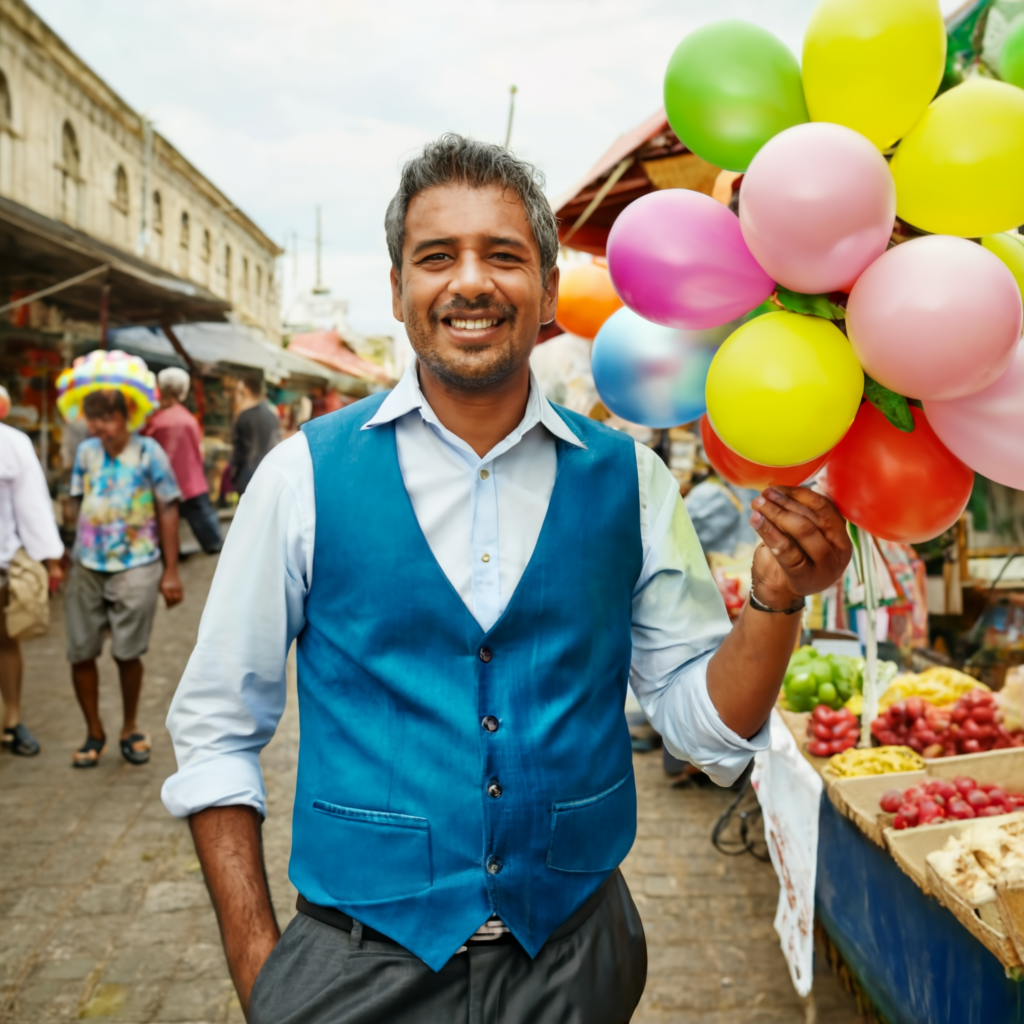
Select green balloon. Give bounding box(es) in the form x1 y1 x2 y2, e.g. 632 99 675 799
664 20 809 172
1000 17 1024 90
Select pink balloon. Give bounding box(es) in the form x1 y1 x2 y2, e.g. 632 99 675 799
923 343 1024 489
607 189 774 330
740 123 896 295
846 236 1023 401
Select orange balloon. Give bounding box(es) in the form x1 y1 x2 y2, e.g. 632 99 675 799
700 415 832 489
556 262 623 339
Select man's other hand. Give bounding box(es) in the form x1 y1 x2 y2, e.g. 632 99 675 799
748 486 853 611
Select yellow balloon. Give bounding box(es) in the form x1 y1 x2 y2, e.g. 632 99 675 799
802 0 946 151
982 233 1024 306
705 312 863 467
891 79 1024 237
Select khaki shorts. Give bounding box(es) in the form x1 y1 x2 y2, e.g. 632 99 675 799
64 560 163 664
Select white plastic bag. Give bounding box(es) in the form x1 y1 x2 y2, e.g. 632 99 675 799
751 710 823 997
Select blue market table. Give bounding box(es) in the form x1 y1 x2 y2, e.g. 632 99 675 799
816 795 1024 1024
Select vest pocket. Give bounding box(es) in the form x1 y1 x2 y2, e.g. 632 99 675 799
546 768 638 873
312 800 432 902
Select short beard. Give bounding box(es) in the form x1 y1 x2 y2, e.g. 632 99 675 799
405 296 525 392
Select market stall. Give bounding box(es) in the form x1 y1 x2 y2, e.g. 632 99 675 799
756 654 1024 1023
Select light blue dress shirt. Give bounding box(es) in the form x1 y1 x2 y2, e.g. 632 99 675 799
162 364 769 820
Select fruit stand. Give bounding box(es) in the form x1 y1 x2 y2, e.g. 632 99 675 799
764 658 1024 1023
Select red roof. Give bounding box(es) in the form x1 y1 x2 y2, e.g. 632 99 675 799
287 330 394 385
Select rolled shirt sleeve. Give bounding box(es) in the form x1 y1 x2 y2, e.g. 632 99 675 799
161 433 313 817
630 444 770 787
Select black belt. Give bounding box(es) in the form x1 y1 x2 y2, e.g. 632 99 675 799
296 869 619 951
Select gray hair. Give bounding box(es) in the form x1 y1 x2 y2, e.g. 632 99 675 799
158 367 191 402
385 134 559 281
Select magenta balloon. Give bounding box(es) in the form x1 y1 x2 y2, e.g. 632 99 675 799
923 343 1024 489
607 189 775 330
846 236 1023 401
739 123 895 294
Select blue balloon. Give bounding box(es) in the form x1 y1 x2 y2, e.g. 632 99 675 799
592 306 742 428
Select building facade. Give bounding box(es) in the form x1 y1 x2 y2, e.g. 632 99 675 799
0 0 281 336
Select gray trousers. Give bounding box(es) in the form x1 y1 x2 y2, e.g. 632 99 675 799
249 870 647 1024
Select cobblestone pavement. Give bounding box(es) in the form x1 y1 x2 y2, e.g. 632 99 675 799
0 552 861 1023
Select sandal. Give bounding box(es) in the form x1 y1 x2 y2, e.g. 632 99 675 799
2 723 40 757
120 733 151 766
72 734 106 768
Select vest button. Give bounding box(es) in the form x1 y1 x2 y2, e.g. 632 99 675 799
487 779 503 798
481 716 499 733
479 647 492 663
486 856 503 875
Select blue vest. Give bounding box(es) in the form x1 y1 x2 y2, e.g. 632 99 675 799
292 393 643 970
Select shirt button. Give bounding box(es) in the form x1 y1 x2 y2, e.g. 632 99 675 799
479 468 490 480
486 856 503 875
487 780 503 798
481 715 499 733
481 553 490 563
479 647 492 663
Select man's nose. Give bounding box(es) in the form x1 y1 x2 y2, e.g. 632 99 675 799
448 252 495 301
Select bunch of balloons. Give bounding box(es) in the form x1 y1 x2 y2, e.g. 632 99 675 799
593 0 1024 544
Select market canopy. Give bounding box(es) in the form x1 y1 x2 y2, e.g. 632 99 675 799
111 322 375 392
551 110 723 256
0 192 231 324
287 329 395 386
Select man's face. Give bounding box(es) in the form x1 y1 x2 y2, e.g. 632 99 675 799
391 183 559 391
86 411 128 448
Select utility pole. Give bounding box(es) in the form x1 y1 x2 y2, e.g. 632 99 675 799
314 206 324 292
137 117 154 256
292 230 299 292
504 85 518 148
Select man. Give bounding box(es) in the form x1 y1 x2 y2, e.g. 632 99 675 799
0 385 64 756
229 372 280 496
66 389 183 768
164 135 851 1023
143 367 222 554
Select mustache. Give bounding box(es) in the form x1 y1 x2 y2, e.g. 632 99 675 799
430 296 517 325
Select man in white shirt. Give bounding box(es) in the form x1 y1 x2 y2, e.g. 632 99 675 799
0 386 65 756
164 135 852 1022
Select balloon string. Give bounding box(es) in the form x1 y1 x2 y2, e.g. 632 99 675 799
857 525 880 748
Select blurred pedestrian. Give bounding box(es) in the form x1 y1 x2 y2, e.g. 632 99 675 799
230 372 279 496
142 368 222 554
65 388 183 768
0 385 64 756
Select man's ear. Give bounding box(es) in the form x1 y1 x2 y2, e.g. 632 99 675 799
540 265 560 325
390 266 404 322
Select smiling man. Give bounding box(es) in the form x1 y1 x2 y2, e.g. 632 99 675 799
163 135 852 1024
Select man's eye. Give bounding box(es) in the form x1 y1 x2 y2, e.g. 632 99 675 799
492 252 518 261
420 253 449 263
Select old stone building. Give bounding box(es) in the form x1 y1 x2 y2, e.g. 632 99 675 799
0 0 281 335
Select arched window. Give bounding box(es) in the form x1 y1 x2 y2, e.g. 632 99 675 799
60 121 80 223
202 228 210 262
0 70 12 124
113 165 129 212
62 121 79 175
224 244 232 298
242 256 249 294
255 265 262 298
152 191 163 233
180 211 190 250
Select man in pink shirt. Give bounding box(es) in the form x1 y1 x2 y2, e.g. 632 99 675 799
143 368 222 554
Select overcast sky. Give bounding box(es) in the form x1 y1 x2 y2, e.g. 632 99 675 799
30 0 964 337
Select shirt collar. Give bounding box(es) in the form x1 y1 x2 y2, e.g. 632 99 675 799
362 359 586 453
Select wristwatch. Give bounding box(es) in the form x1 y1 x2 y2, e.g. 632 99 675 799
749 589 806 615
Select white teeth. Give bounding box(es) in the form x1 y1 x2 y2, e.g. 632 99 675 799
450 318 498 330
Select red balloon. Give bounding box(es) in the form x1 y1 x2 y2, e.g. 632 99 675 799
700 415 832 489
819 403 973 543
